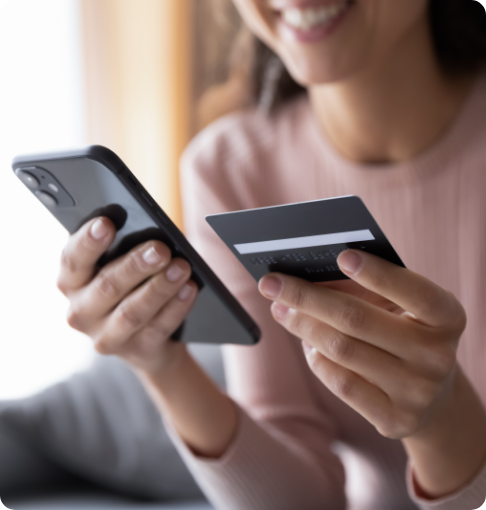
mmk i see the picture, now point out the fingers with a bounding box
[57,217,116,295]
[337,250,465,328]
[305,349,395,437]
[70,241,173,324]
[271,303,411,399]
[304,340,449,440]
[122,281,198,359]
[93,259,196,353]
[260,272,413,358]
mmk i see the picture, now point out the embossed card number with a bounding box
[206,195,405,283]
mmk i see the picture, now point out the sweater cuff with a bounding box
[163,402,346,510]
[162,403,277,507]
[406,460,486,510]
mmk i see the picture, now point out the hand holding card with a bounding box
[208,195,486,499]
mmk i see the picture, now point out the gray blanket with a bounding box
[0,344,225,503]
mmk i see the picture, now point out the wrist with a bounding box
[403,367,486,498]
[140,345,238,458]
[137,341,189,387]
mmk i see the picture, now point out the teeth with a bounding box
[282,2,348,30]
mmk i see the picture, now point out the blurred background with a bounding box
[0,0,239,400]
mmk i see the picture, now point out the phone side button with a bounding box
[141,191,155,207]
[157,210,169,225]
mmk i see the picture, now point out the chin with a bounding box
[282,53,362,87]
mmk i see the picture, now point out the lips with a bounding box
[271,0,353,43]
[281,1,351,30]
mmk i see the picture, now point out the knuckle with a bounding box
[397,412,421,438]
[338,304,367,334]
[377,410,420,439]
[94,338,112,355]
[66,306,83,331]
[332,373,355,400]
[407,377,438,410]
[448,293,467,332]
[116,304,144,330]
[80,230,97,253]
[142,323,169,343]
[60,248,77,274]
[367,267,388,293]
[56,277,68,296]
[415,285,445,320]
[428,344,457,379]
[326,332,355,363]
[287,309,305,333]
[289,284,308,310]
[127,251,145,275]
[94,271,119,299]
[375,414,396,439]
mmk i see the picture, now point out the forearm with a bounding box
[139,347,238,458]
[403,367,486,498]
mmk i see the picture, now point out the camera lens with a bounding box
[17,170,40,189]
[35,191,58,208]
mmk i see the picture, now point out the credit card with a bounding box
[206,195,405,283]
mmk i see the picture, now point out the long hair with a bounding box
[197,0,486,127]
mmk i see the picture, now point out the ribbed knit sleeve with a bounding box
[172,113,347,510]
[407,462,486,510]
[172,76,486,509]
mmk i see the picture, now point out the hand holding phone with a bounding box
[12,146,260,349]
[56,216,197,374]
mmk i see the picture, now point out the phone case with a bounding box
[12,145,261,345]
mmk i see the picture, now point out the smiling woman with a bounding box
[3,0,486,509]
[200,0,486,126]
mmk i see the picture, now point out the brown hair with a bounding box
[196,0,486,128]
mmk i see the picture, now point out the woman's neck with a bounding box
[309,18,474,164]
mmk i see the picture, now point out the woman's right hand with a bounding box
[56,216,198,375]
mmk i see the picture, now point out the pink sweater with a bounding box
[171,74,486,510]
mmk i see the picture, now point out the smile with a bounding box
[283,1,350,29]
[275,0,354,41]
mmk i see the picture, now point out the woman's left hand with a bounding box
[258,249,486,498]
[259,249,466,440]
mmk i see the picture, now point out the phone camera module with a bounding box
[35,191,58,208]
[17,170,40,190]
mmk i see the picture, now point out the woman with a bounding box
[58,0,486,508]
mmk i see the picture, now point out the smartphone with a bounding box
[12,145,260,345]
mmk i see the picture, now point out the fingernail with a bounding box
[259,276,283,299]
[338,250,363,275]
[91,219,107,240]
[178,284,193,301]
[272,302,289,320]
[143,247,162,265]
[166,263,184,282]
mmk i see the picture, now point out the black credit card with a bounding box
[206,195,405,283]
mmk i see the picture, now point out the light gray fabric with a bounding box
[4,495,213,510]
[0,420,72,494]
[0,344,225,502]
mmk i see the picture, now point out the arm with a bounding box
[56,129,348,509]
[57,224,346,510]
[139,346,238,459]
[57,216,236,459]
[259,248,486,508]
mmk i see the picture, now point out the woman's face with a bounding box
[232,0,430,85]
